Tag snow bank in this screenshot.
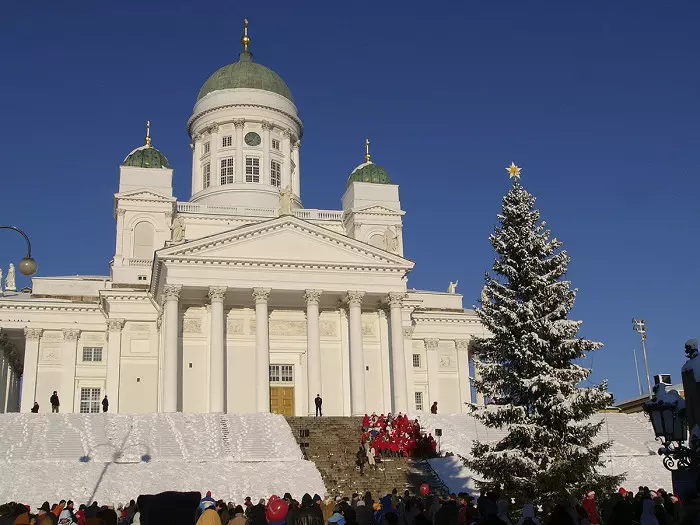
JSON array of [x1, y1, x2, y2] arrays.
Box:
[[412, 412, 670, 492], [0, 412, 325, 508]]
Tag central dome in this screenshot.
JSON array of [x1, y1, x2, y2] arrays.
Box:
[[197, 51, 294, 103]]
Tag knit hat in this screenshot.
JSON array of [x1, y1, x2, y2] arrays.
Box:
[[313, 495, 322, 502], [356, 501, 366, 507], [618, 488, 627, 495], [586, 491, 595, 497]]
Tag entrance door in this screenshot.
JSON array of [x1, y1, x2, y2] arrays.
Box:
[[270, 386, 295, 416]]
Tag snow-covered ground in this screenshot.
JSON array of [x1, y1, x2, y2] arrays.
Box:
[[413, 412, 671, 495], [0, 412, 325, 507]]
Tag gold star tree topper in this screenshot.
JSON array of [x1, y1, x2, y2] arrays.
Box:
[[506, 162, 522, 180]]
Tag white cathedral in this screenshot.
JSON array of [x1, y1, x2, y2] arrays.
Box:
[[0, 23, 483, 417]]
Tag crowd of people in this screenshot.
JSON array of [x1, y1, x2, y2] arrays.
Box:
[[2, 484, 698, 525], [358, 412, 438, 467]]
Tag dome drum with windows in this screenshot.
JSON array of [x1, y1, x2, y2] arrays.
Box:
[[121, 121, 171, 169]]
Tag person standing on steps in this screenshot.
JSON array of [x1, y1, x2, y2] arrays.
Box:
[[31, 401, 40, 413], [430, 401, 438, 414], [315, 393, 323, 417], [102, 395, 109, 412], [50, 391, 60, 413]]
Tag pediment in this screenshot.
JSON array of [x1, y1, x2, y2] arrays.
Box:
[[157, 216, 414, 269], [353, 205, 405, 216], [115, 190, 176, 202]]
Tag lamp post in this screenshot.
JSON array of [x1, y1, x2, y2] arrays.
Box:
[[643, 394, 692, 471], [633, 319, 652, 398], [0, 226, 38, 276]]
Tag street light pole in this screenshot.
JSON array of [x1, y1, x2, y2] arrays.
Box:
[[633, 319, 652, 399], [0, 225, 38, 276]]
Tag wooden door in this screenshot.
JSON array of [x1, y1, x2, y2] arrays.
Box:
[[270, 386, 295, 416]]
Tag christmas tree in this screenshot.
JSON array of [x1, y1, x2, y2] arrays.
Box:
[[466, 163, 622, 503]]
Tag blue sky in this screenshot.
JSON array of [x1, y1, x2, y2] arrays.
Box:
[[1, 1, 697, 402]]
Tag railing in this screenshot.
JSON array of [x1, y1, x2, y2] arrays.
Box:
[[177, 202, 343, 221], [127, 259, 152, 267]]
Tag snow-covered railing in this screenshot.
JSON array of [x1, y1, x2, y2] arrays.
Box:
[[177, 203, 277, 217], [293, 209, 343, 221]]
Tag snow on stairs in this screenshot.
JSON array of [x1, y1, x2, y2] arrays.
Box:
[[286, 416, 448, 498]]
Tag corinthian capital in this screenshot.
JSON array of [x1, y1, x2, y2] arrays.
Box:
[[282, 128, 293, 138], [62, 328, 81, 341], [346, 291, 365, 306], [252, 287, 271, 304], [162, 284, 182, 302], [261, 121, 275, 131], [424, 338, 440, 351], [208, 286, 227, 302], [209, 123, 220, 134], [292, 140, 301, 150], [107, 319, 126, 332], [387, 292, 406, 308], [233, 119, 246, 129], [24, 328, 43, 341], [304, 289, 322, 305], [455, 339, 470, 351]]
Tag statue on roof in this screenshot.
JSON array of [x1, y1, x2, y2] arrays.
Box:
[[448, 280, 459, 294], [279, 186, 293, 216], [5, 263, 16, 292], [172, 215, 186, 243]]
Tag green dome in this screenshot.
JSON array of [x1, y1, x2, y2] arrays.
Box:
[[347, 162, 392, 187], [198, 52, 294, 103], [122, 145, 171, 169]]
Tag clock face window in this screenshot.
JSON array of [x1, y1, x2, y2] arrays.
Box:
[[245, 132, 261, 146]]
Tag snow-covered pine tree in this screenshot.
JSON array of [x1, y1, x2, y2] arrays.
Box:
[[466, 165, 622, 504]]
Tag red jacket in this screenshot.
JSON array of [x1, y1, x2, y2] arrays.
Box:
[[583, 497, 600, 524]]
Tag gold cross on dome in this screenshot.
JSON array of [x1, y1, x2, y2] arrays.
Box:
[[365, 138, 371, 163], [145, 120, 152, 147], [506, 162, 521, 180]]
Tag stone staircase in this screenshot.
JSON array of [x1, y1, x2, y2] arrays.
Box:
[[286, 416, 448, 498]]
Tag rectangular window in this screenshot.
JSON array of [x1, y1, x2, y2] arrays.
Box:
[[269, 365, 280, 383], [245, 157, 260, 183], [415, 391, 423, 411], [270, 160, 281, 187], [80, 387, 101, 414], [412, 354, 421, 368], [222, 135, 232, 148], [203, 163, 211, 188], [220, 157, 234, 185], [271, 139, 280, 150], [203, 142, 210, 155], [269, 365, 294, 383], [82, 347, 103, 362]]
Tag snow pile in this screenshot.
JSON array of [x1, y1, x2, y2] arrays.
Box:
[[413, 412, 671, 495], [0, 413, 325, 507]]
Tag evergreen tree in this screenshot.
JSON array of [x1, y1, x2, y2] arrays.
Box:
[[466, 165, 622, 503]]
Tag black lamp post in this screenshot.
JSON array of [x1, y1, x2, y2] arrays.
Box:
[[0, 226, 38, 276], [643, 394, 694, 471]]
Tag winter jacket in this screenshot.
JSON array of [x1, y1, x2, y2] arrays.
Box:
[[516, 505, 541, 525], [434, 501, 459, 525], [583, 498, 600, 525], [497, 500, 513, 525], [355, 504, 372, 525], [288, 497, 324, 525], [132, 513, 141, 525], [50, 394, 60, 407], [197, 509, 223, 525], [229, 512, 246, 525], [607, 498, 633, 525], [641, 500, 659, 525], [57, 509, 77, 525], [327, 513, 346, 525]]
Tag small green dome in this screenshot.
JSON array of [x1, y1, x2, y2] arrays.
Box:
[[347, 162, 392, 187], [198, 52, 294, 103], [122, 145, 171, 169]]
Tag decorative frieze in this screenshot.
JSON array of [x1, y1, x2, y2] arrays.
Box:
[[439, 354, 456, 369], [320, 321, 337, 337], [362, 322, 376, 337], [226, 319, 245, 335], [183, 319, 202, 333], [41, 347, 61, 361]]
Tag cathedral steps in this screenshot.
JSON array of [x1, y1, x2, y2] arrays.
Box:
[[286, 416, 448, 498]]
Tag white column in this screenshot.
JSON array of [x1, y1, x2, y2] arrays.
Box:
[[339, 307, 351, 416], [425, 338, 440, 409], [292, 140, 301, 198], [403, 325, 416, 410], [281, 129, 292, 190], [208, 286, 227, 412], [253, 287, 271, 412], [61, 328, 80, 413], [191, 134, 202, 193], [346, 291, 366, 415], [0, 349, 8, 413], [106, 319, 125, 412], [209, 124, 220, 187], [456, 339, 471, 410], [6, 369, 15, 413], [162, 284, 182, 412], [234, 119, 245, 183], [115, 209, 126, 259], [262, 121, 273, 186], [387, 293, 408, 413], [378, 309, 392, 413], [304, 290, 322, 415]]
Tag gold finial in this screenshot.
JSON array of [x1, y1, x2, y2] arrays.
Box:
[[241, 18, 251, 52], [506, 162, 521, 180], [364, 138, 371, 163], [145, 120, 152, 147]]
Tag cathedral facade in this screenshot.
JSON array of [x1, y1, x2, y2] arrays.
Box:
[[0, 25, 482, 416]]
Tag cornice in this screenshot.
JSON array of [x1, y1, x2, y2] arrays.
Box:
[[412, 313, 480, 324], [0, 302, 101, 313], [188, 104, 304, 138], [161, 256, 409, 273]]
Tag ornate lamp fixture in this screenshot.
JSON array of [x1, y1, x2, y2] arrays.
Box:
[[0, 225, 37, 276]]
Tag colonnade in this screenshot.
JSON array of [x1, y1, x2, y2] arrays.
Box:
[[159, 285, 409, 415]]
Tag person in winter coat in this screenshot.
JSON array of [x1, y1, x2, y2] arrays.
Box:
[[355, 501, 372, 525], [50, 391, 60, 413], [641, 499, 660, 525], [606, 493, 633, 525], [327, 506, 346, 525], [102, 396, 109, 412], [375, 496, 398, 525], [583, 492, 600, 525], [288, 494, 324, 525], [229, 506, 246, 525], [430, 402, 438, 414], [57, 507, 77, 525], [31, 402, 39, 413], [315, 394, 323, 417], [197, 502, 222, 525], [497, 499, 513, 525], [516, 504, 541, 525], [434, 498, 459, 525]]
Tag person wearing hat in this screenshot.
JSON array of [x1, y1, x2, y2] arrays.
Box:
[[583, 491, 600, 525], [229, 505, 246, 525], [196, 499, 220, 525], [287, 494, 323, 525]]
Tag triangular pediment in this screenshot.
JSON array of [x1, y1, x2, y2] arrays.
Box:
[[157, 215, 414, 269], [115, 190, 176, 202], [353, 204, 405, 216]]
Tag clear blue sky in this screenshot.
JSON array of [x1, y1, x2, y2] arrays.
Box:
[[1, 2, 697, 402]]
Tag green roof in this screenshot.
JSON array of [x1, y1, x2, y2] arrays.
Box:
[[122, 145, 171, 169], [347, 162, 392, 187], [198, 51, 294, 103]]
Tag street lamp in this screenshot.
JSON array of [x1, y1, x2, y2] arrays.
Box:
[[643, 388, 692, 471], [0, 226, 38, 276]]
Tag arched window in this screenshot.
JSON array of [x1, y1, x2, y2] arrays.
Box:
[[133, 222, 154, 259]]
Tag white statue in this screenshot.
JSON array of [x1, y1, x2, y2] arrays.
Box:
[[279, 186, 293, 216], [383, 227, 399, 253], [172, 216, 186, 242], [448, 280, 459, 294], [0, 268, 3, 294], [5, 264, 16, 292]]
